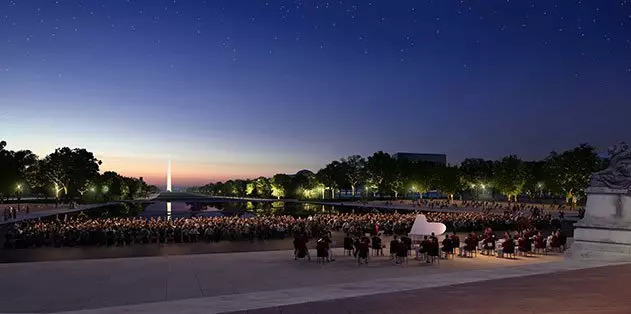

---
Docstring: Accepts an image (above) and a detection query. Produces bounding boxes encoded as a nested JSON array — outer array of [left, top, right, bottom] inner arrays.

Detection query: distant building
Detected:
[[393, 152, 447, 165]]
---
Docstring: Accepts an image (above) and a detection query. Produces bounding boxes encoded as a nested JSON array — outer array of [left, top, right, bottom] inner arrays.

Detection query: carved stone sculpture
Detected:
[[567, 142, 631, 261], [590, 142, 631, 190]]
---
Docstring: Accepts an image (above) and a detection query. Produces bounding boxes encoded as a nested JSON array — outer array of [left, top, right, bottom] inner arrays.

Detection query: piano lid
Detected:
[[409, 214, 447, 236]]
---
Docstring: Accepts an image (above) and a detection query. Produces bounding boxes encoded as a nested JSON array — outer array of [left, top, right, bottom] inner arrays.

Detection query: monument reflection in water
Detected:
[[166, 202, 172, 220]]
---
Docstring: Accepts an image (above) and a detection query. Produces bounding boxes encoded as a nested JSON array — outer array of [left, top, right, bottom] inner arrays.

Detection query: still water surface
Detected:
[[80, 201, 393, 220]]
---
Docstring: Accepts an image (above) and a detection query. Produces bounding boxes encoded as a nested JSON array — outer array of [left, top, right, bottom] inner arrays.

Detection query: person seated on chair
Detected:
[[390, 236, 399, 259], [396, 237, 408, 264], [371, 234, 383, 256], [316, 238, 328, 262], [356, 239, 370, 264], [293, 233, 310, 260], [401, 234, 412, 256], [441, 234, 453, 257], [513, 231, 521, 242], [517, 236, 528, 254], [471, 232, 479, 245], [353, 236, 361, 257], [343, 234, 354, 256], [484, 227, 493, 239], [502, 235, 515, 257], [558, 230, 567, 251], [534, 232, 545, 251], [525, 232, 534, 253], [429, 232, 438, 246], [482, 233, 495, 255], [427, 235, 439, 263], [320, 234, 334, 261], [418, 235, 431, 261], [550, 231, 560, 250], [464, 233, 477, 256], [450, 231, 461, 255]]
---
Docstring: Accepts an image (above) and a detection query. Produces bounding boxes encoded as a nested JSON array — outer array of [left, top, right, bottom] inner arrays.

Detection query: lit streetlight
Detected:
[[89, 187, 96, 201], [102, 186, 109, 202], [16, 184, 23, 212]]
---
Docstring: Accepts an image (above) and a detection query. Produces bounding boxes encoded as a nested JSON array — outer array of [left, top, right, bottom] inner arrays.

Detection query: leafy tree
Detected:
[[233, 179, 248, 197], [316, 161, 343, 199], [0, 142, 38, 201], [366, 151, 396, 195], [544, 144, 600, 205], [146, 184, 161, 194], [434, 166, 464, 201], [404, 161, 436, 196], [39, 147, 102, 200], [493, 155, 527, 202], [291, 170, 318, 199], [25, 161, 50, 197], [460, 158, 494, 187], [339, 155, 366, 197], [390, 158, 411, 199], [0, 141, 14, 201], [246, 181, 257, 196], [0, 140, 152, 202], [271, 173, 292, 199], [255, 177, 272, 198], [223, 180, 236, 196], [98, 171, 129, 201], [522, 161, 547, 197], [123, 176, 148, 199], [191, 143, 605, 204]]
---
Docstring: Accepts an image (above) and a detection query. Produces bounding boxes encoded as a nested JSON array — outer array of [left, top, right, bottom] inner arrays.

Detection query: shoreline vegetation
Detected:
[[191, 144, 602, 207], [0, 140, 160, 204]]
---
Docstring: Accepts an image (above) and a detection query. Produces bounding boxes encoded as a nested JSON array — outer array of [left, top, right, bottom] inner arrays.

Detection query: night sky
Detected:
[[1, 0, 631, 186]]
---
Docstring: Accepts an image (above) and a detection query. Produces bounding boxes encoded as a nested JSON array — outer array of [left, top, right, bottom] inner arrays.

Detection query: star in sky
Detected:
[[1, 0, 631, 185]]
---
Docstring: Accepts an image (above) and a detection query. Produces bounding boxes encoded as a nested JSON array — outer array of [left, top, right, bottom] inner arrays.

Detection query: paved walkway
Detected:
[[239, 262, 631, 314], [20, 255, 628, 314], [0, 246, 589, 314]]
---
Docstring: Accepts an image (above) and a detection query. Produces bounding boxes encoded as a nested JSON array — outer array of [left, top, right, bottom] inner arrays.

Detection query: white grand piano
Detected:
[[408, 214, 447, 241]]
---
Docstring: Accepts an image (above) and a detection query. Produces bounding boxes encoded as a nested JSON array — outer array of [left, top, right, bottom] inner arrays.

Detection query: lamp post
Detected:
[[16, 184, 22, 212], [102, 186, 109, 202]]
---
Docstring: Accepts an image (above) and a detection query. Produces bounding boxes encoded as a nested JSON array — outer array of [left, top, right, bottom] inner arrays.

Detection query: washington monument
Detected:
[[166, 159, 172, 192]]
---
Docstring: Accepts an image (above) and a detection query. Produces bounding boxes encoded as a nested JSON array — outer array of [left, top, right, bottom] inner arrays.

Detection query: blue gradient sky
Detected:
[[1, 0, 631, 186]]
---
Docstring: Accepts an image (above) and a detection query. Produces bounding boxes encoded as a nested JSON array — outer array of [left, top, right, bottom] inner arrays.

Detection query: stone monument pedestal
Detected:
[[566, 187, 631, 260]]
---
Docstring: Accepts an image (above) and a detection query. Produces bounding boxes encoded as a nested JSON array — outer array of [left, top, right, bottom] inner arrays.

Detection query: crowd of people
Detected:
[[3, 208, 557, 249], [295, 224, 568, 266], [366, 198, 579, 215]]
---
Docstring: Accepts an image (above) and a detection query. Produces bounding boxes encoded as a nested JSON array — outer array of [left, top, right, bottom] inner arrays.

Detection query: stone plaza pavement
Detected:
[[238, 262, 631, 314], [0, 247, 627, 314]]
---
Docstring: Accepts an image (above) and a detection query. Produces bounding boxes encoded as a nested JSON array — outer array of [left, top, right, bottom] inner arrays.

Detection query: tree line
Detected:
[[0, 140, 160, 202], [191, 144, 605, 204]]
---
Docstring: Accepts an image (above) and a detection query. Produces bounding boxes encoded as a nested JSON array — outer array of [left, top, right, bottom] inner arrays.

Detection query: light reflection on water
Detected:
[[93, 201, 384, 220], [140, 201, 230, 219]]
